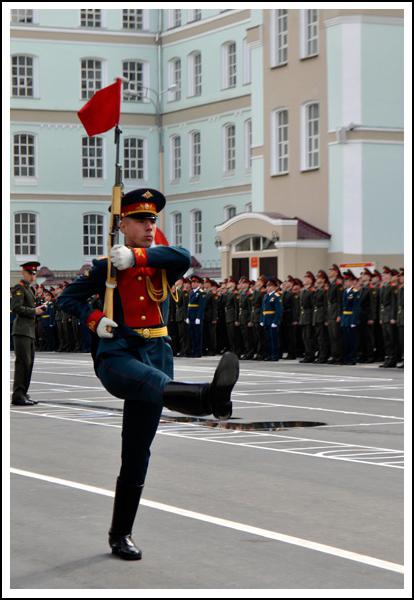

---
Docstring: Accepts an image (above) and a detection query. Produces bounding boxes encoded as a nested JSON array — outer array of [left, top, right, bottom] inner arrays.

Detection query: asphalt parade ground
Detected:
[[9, 353, 406, 591]]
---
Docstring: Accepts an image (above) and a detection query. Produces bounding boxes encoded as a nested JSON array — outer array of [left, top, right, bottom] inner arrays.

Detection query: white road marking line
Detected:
[[10, 467, 404, 575], [315, 422, 404, 429]]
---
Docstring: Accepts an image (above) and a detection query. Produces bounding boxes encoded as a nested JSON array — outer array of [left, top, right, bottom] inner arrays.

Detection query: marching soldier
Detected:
[[358, 269, 377, 363], [313, 271, 330, 363], [187, 275, 205, 358], [397, 268, 404, 368], [11, 261, 48, 406], [261, 278, 283, 361], [327, 265, 344, 364], [379, 266, 398, 368], [238, 276, 253, 359], [58, 188, 239, 560], [250, 276, 267, 360], [340, 270, 361, 365], [299, 271, 315, 363]]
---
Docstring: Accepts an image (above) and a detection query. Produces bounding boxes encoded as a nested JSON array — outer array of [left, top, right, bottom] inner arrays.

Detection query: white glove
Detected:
[[351, 324, 357, 328], [195, 318, 201, 325], [185, 318, 190, 324], [271, 323, 277, 328], [96, 317, 118, 338], [110, 244, 134, 270], [260, 322, 264, 327]]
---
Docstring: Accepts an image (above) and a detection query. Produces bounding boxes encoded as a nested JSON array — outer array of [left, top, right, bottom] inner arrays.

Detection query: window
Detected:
[[80, 9, 101, 28], [242, 38, 251, 84], [271, 109, 289, 174], [168, 9, 182, 28], [11, 10, 34, 24], [170, 135, 181, 181], [124, 138, 145, 180], [245, 202, 252, 213], [81, 59, 102, 99], [11, 55, 34, 97], [14, 213, 38, 256], [188, 9, 201, 22], [234, 236, 270, 252], [122, 10, 143, 30], [122, 60, 145, 101], [301, 9, 319, 58], [303, 102, 320, 169], [193, 210, 202, 254], [13, 134, 36, 177], [82, 137, 103, 178], [225, 206, 236, 220], [189, 131, 201, 178], [222, 42, 237, 89], [83, 214, 104, 257], [271, 9, 288, 67], [188, 51, 202, 97], [223, 124, 236, 173], [168, 58, 181, 101], [172, 213, 183, 246], [244, 119, 252, 170]]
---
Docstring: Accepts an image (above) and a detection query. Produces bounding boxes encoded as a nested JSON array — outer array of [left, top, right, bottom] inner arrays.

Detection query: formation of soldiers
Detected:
[[11, 264, 404, 368], [168, 265, 404, 368]]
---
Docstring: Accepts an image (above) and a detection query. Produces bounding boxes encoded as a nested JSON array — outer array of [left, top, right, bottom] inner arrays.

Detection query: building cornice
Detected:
[[324, 15, 404, 28], [215, 212, 298, 232]]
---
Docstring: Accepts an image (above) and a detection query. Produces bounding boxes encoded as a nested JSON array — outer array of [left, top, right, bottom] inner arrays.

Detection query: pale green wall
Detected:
[[328, 144, 344, 252], [326, 25, 343, 131]]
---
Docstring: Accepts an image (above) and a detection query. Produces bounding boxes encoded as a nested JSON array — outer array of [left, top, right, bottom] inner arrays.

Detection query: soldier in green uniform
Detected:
[[358, 268, 377, 363], [299, 271, 315, 363], [379, 266, 398, 368], [250, 276, 267, 360], [11, 262, 48, 406], [224, 277, 240, 356], [203, 279, 219, 355], [327, 264, 344, 364], [238, 276, 253, 359], [397, 268, 404, 368], [176, 278, 191, 357], [313, 270, 330, 363]]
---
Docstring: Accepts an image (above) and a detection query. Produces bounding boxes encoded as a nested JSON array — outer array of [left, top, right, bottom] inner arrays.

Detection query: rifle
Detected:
[[103, 125, 123, 327]]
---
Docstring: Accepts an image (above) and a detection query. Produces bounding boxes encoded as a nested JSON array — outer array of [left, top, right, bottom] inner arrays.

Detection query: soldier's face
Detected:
[[382, 273, 391, 284], [120, 216, 156, 247], [22, 270, 36, 283]]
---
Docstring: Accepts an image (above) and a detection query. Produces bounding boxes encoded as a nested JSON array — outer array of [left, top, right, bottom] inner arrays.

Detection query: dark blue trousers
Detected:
[[96, 336, 173, 485], [265, 325, 279, 360], [342, 326, 357, 363], [189, 322, 203, 357]]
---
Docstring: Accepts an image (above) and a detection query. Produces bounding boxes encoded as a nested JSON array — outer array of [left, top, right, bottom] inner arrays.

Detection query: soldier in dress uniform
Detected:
[[11, 261, 48, 406], [224, 277, 240, 356], [358, 268, 377, 363], [187, 274, 205, 358], [238, 276, 253, 359], [340, 270, 361, 365], [397, 268, 404, 368], [291, 279, 303, 359], [280, 276, 294, 359], [299, 271, 315, 363], [203, 278, 218, 356], [176, 278, 191, 357], [58, 188, 239, 560], [260, 277, 283, 361], [250, 276, 267, 360], [371, 269, 384, 361], [327, 265, 344, 364], [379, 266, 399, 368], [216, 279, 229, 354], [313, 270, 330, 363]]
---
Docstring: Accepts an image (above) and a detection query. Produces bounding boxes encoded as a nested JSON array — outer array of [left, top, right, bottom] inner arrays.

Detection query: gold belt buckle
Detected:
[[142, 328, 150, 338]]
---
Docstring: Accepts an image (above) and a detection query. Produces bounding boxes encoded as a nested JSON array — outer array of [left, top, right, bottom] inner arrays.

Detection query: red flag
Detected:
[[77, 79, 121, 137], [154, 227, 169, 246]]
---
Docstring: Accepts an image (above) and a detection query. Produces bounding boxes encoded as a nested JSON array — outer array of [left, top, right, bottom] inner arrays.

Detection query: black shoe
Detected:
[[109, 534, 142, 561], [11, 397, 35, 406], [397, 363, 404, 369], [209, 352, 239, 420], [299, 358, 314, 363], [25, 394, 38, 405]]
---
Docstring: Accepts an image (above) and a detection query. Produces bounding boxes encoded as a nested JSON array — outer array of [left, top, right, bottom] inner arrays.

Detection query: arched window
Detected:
[[192, 210, 202, 254], [223, 123, 236, 173], [189, 130, 201, 178], [171, 212, 183, 246], [170, 135, 181, 181], [168, 58, 181, 101], [188, 51, 202, 97], [221, 41, 237, 89]]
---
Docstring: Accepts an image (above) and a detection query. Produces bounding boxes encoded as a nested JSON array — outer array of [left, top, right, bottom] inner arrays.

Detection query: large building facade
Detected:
[[10, 8, 404, 284]]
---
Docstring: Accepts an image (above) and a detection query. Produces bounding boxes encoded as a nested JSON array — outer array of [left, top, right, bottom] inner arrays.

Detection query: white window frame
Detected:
[[244, 118, 252, 171], [169, 135, 181, 182], [188, 9, 201, 23], [222, 123, 236, 174], [123, 137, 147, 182], [271, 108, 289, 175], [80, 57, 106, 100], [224, 205, 236, 221], [300, 9, 319, 59], [11, 9, 38, 24], [14, 211, 39, 259], [82, 213, 106, 258], [187, 51, 202, 97], [270, 9, 288, 67], [168, 58, 181, 101], [191, 209, 202, 255], [171, 212, 183, 246], [122, 60, 149, 102], [221, 41, 237, 89], [122, 9, 148, 31], [189, 130, 201, 179], [301, 102, 320, 171], [11, 54, 39, 98], [80, 9, 103, 28], [168, 9, 182, 29], [13, 132, 37, 181], [242, 38, 252, 85], [245, 202, 252, 213], [81, 136, 105, 180]]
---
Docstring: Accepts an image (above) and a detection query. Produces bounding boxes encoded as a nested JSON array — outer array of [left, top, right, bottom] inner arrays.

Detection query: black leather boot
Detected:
[[163, 352, 239, 420], [108, 478, 144, 560]]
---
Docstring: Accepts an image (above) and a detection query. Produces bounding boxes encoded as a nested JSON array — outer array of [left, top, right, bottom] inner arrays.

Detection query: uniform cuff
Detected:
[[85, 309, 105, 333], [132, 248, 148, 267]]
